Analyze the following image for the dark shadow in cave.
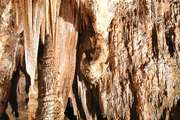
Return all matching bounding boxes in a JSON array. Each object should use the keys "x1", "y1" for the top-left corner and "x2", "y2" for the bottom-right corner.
[
  {"x1": 127, "y1": 67, "x2": 139, "y2": 120},
  {"x1": 0, "y1": 112, "x2": 9, "y2": 120},
  {"x1": 72, "y1": 72, "x2": 87, "y2": 119},
  {"x1": 8, "y1": 64, "x2": 31, "y2": 119},
  {"x1": 9, "y1": 68, "x2": 19, "y2": 118},
  {"x1": 170, "y1": 99, "x2": 180, "y2": 120},
  {"x1": 8, "y1": 44, "x2": 31, "y2": 119},
  {"x1": 152, "y1": 23, "x2": 159, "y2": 60},
  {"x1": 20, "y1": 64, "x2": 31, "y2": 107},
  {"x1": 84, "y1": 79, "x2": 107, "y2": 120},
  {"x1": 165, "y1": 27, "x2": 176, "y2": 57},
  {"x1": 64, "y1": 98, "x2": 77, "y2": 120}
]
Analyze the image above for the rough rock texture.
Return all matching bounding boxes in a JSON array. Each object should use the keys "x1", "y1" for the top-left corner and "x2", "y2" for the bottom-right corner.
[
  {"x1": 0, "y1": 0, "x2": 18, "y2": 118},
  {"x1": 73, "y1": 0, "x2": 180, "y2": 120},
  {"x1": 0, "y1": 0, "x2": 179, "y2": 120}
]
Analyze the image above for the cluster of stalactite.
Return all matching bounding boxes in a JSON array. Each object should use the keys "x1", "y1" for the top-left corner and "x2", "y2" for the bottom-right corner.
[
  {"x1": 73, "y1": 0, "x2": 180, "y2": 120},
  {"x1": 0, "y1": 0, "x2": 179, "y2": 120}
]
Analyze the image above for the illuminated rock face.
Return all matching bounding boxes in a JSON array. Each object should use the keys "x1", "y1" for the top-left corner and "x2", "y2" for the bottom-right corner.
[
  {"x1": 75, "y1": 0, "x2": 180, "y2": 120},
  {"x1": 103, "y1": 1, "x2": 180, "y2": 119},
  {"x1": 0, "y1": 0, "x2": 180, "y2": 120}
]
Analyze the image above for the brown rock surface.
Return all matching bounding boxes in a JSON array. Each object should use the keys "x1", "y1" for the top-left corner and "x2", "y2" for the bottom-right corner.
[{"x1": 0, "y1": 0, "x2": 179, "y2": 120}]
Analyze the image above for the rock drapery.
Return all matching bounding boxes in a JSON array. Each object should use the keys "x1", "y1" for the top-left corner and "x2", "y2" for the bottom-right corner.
[{"x1": 0, "y1": 0, "x2": 179, "y2": 120}]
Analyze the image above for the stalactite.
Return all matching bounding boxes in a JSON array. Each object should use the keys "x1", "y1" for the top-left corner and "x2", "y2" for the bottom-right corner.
[{"x1": 0, "y1": 0, "x2": 179, "y2": 119}]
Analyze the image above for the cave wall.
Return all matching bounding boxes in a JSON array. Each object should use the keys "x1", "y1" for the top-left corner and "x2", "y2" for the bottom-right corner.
[
  {"x1": 0, "y1": 0, "x2": 179, "y2": 120},
  {"x1": 74, "y1": 0, "x2": 180, "y2": 120}
]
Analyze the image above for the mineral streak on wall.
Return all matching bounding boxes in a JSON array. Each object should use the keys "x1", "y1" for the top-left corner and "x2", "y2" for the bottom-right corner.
[
  {"x1": 0, "y1": 0, "x2": 179, "y2": 120},
  {"x1": 75, "y1": 0, "x2": 180, "y2": 120}
]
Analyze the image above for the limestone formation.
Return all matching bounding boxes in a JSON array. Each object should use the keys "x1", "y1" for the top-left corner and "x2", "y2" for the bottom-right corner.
[{"x1": 0, "y1": 0, "x2": 179, "y2": 120}]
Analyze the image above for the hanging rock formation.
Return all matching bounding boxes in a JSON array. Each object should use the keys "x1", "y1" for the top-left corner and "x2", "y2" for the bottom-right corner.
[{"x1": 0, "y1": 0, "x2": 179, "y2": 120}]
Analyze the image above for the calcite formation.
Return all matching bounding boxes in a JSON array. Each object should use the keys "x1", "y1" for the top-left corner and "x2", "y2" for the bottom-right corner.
[
  {"x1": 0, "y1": 0, "x2": 179, "y2": 120},
  {"x1": 75, "y1": 0, "x2": 180, "y2": 120}
]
